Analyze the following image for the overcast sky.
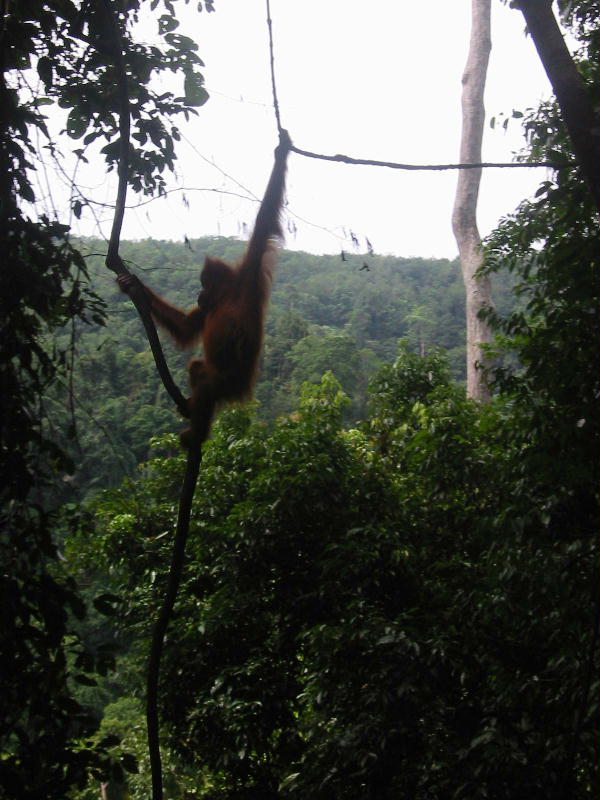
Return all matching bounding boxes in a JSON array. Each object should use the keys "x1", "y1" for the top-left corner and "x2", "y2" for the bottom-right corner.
[{"x1": 48, "y1": 0, "x2": 556, "y2": 259}]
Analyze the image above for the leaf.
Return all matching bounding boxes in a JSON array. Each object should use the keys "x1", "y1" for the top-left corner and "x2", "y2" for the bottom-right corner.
[
  {"x1": 83, "y1": 131, "x2": 100, "y2": 146},
  {"x1": 37, "y1": 56, "x2": 53, "y2": 88},
  {"x1": 172, "y1": 34, "x2": 198, "y2": 52},
  {"x1": 66, "y1": 108, "x2": 88, "y2": 139},
  {"x1": 67, "y1": 592, "x2": 86, "y2": 619},
  {"x1": 93, "y1": 593, "x2": 120, "y2": 616},
  {"x1": 73, "y1": 673, "x2": 97, "y2": 687},
  {"x1": 121, "y1": 753, "x2": 138, "y2": 773},
  {"x1": 184, "y1": 72, "x2": 209, "y2": 107},
  {"x1": 99, "y1": 734, "x2": 121, "y2": 748},
  {"x1": 158, "y1": 14, "x2": 179, "y2": 34},
  {"x1": 279, "y1": 773, "x2": 300, "y2": 790}
]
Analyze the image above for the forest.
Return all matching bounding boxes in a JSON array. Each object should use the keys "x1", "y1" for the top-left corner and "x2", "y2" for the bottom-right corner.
[
  {"x1": 48, "y1": 238, "x2": 518, "y2": 497},
  {"x1": 1, "y1": 2, "x2": 598, "y2": 800}
]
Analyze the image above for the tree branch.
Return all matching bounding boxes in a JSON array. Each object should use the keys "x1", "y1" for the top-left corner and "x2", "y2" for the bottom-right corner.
[
  {"x1": 265, "y1": 0, "x2": 282, "y2": 133},
  {"x1": 291, "y1": 144, "x2": 571, "y2": 171},
  {"x1": 147, "y1": 446, "x2": 201, "y2": 800},
  {"x1": 515, "y1": 0, "x2": 599, "y2": 207},
  {"x1": 99, "y1": 0, "x2": 187, "y2": 416},
  {"x1": 96, "y1": 10, "x2": 203, "y2": 800}
]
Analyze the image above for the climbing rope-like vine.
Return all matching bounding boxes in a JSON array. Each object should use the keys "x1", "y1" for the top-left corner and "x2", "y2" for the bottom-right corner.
[{"x1": 99, "y1": 3, "x2": 200, "y2": 798}]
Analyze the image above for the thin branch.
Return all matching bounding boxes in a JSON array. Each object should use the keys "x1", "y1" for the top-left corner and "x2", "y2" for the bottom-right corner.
[
  {"x1": 123, "y1": 186, "x2": 255, "y2": 210},
  {"x1": 130, "y1": 308, "x2": 189, "y2": 411},
  {"x1": 52, "y1": 374, "x2": 135, "y2": 474},
  {"x1": 100, "y1": 0, "x2": 187, "y2": 415},
  {"x1": 147, "y1": 445, "x2": 201, "y2": 800},
  {"x1": 51, "y1": 147, "x2": 108, "y2": 235},
  {"x1": 103, "y1": 9, "x2": 130, "y2": 268},
  {"x1": 265, "y1": 0, "x2": 282, "y2": 133},
  {"x1": 95, "y1": 12, "x2": 206, "y2": 800},
  {"x1": 291, "y1": 144, "x2": 572, "y2": 171},
  {"x1": 180, "y1": 131, "x2": 260, "y2": 201}
]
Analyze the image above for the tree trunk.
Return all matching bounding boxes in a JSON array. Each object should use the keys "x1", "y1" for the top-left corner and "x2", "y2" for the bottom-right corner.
[
  {"x1": 452, "y1": 0, "x2": 493, "y2": 403},
  {"x1": 515, "y1": 0, "x2": 599, "y2": 208}
]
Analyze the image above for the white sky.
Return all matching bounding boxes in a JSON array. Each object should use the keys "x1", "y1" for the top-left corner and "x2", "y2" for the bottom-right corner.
[{"x1": 46, "y1": 0, "x2": 555, "y2": 259}]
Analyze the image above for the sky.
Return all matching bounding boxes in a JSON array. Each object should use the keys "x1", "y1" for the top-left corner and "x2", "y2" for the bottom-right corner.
[{"x1": 43, "y1": 0, "x2": 555, "y2": 259}]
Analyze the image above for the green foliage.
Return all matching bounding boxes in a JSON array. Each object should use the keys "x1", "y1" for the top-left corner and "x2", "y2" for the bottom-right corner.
[
  {"x1": 481, "y1": 33, "x2": 599, "y2": 540},
  {"x1": 4, "y1": 4, "x2": 597, "y2": 799},
  {"x1": 367, "y1": 340, "x2": 451, "y2": 423},
  {"x1": 74, "y1": 696, "x2": 206, "y2": 800},
  {"x1": 0, "y1": 1, "x2": 210, "y2": 797},
  {"x1": 75, "y1": 14, "x2": 598, "y2": 791},
  {"x1": 90, "y1": 377, "x2": 405, "y2": 797},
  {"x1": 4, "y1": 0, "x2": 207, "y2": 201},
  {"x1": 37, "y1": 237, "x2": 485, "y2": 499},
  {"x1": 0, "y1": 217, "x2": 117, "y2": 798},
  {"x1": 85, "y1": 327, "x2": 596, "y2": 797}
]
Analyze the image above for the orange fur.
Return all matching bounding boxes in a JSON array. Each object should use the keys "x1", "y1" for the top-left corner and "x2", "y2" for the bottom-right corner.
[{"x1": 118, "y1": 131, "x2": 291, "y2": 448}]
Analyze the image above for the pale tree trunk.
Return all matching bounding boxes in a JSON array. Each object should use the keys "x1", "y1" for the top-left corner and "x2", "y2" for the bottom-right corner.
[{"x1": 452, "y1": 0, "x2": 493, "y2": 402}]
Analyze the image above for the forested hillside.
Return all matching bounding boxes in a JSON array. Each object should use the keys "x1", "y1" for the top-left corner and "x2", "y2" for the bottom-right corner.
[{"x1": 52, "y1": 238, "x2": 512, "y2": 498}]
